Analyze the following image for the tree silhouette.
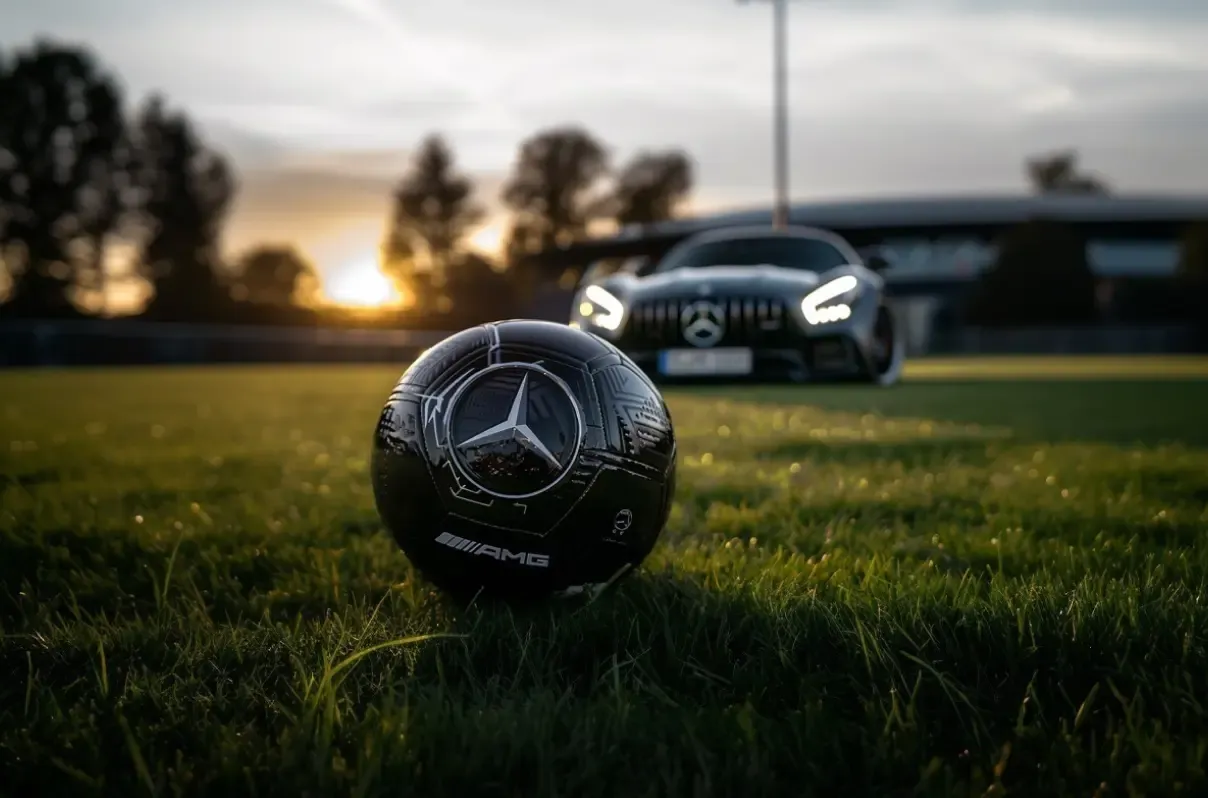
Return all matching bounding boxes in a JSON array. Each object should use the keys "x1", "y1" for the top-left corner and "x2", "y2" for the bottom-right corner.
[
  {"x1": 0, "y1": 40, "x2": 129, "y2": 318},
  {"x1": 1177, "y1": 221, "x2": 1208, "y2": 349},
  {"x1": 379, "y1": 229, "x2": 418, "y2": 303},
  {"x1": 0, "y1": 47, "x2": 9, "y2": 249},
  {"x1": 384, "y1": 134, "x2": 483, "y2": 278},
  {"x1": 1026, "y1": 151, "x2": 1109, "y2": 195},
  {"x1": 965, "y1": 220, "x2": 1098, "y2": 327},
  {"x1": 608, "y1": 150, "x2": 694, "y2": 228},
  {"x1": 134, "y1": 95, "x2": 236, "y2": 322},
  {"x1": 78, "y1": 121, "x2": 139, "y2": 315},
  {"x1": 1177, "y1": 222, "x2": 1208, "y2": 283},
  {"x1": 444, "y1": 252, "x2": 519, "y2": 325},
  {"x1": 502, "y1": 219, "x2": 543, "y2": 270},
  {"x1": 231, "y1": 244, "x2": 317, "y2": 306},
  {"x1": 501, "y1": 126, "x2": 610, "y2": 260}
]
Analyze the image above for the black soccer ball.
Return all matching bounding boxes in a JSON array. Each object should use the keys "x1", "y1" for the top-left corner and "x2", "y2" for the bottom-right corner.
[{"x1": 371, "y1": 319, "x2": 677, "y2": 600}]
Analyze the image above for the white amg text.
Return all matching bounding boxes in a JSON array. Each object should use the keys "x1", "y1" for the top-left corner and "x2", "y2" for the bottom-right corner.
[{"x1": 434, "y1": 532, "x2": 550, "y2": 567}]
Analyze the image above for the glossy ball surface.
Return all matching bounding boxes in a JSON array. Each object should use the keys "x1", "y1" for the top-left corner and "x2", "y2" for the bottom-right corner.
[{"x1": 371, "y1": 319, "x2": 677, "y2": 600}]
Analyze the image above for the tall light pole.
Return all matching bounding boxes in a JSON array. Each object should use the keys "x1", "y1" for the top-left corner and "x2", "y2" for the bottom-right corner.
[{"x1": 740, "y1": 0, "x2": 791, "y2": 230}]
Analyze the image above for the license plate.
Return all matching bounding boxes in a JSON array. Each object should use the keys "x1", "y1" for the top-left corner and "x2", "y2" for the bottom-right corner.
[{"x1": 658, "y1": 347, "x2": 754, "y2": 376}]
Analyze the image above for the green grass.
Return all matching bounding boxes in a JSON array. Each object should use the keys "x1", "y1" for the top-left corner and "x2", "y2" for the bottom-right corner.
[{"x1": 2, "y1": 358, "x2": 1208, "y2": 797}]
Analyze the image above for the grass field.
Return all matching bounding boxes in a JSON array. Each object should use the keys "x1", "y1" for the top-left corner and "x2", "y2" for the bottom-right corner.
[{"x1": 2, "y1": 357, "x2": 1208, "y2": 797}]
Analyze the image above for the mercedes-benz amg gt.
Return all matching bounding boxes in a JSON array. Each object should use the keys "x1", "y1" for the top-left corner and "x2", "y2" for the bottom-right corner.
[{"x1": 569, "y1": 225, "x2": 906, "y2": 385}]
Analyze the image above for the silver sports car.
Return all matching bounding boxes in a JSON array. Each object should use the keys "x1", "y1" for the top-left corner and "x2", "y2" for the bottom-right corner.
[{"x1": 569, "y1": 225, "x2": 906, "y2": 386}]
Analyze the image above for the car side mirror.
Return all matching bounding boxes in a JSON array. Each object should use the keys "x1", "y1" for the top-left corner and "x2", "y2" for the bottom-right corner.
[
  {"x1": 634, "y1": 259, "x2": 657, "y2": 277},
  {"x1": 866, "y1": 254, "x2": 890, "y2": 273}
]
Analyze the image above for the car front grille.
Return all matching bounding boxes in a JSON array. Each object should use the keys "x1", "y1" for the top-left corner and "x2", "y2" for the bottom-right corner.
[{"x1": 620, "y1": 296, "x2": 797, "y2": 348}]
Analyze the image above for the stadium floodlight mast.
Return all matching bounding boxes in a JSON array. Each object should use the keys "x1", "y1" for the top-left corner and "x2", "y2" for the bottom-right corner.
[{"x1": 738, "y1": 0, "x2": 793, "y2": 230}]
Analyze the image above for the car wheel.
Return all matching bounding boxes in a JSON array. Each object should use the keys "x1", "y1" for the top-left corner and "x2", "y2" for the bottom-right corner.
[{"x1": 867, "y1": 304, "x2": 905, "y2": 386}]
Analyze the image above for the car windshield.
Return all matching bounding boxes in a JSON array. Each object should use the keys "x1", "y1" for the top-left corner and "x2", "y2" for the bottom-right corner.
[
  {"x1": 580, "y1": 258, "x2": 631, "y2": 282},
  {"x1": 654, "y1": 236, "x2": 852, "y2": 273}
]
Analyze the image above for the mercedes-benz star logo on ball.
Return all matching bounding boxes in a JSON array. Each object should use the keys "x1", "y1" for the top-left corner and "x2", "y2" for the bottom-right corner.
[
  {"x1": 446, "y1": 362, "x2": 584, "y2": 500},
  {"x1": 458, "y1": 374, "x2": 559, "y2": 466},
  {"x1": 682, "y1": 301, "x2": 725, "y2": 348}
]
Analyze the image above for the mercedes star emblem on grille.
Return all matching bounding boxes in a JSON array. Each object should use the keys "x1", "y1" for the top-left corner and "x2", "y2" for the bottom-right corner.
[{"x1": 681, "y1": 301, "x2": 725, "y2": 348}]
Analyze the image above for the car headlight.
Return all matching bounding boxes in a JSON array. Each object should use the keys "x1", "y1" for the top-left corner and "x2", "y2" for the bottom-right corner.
[
  {"x1": 574, "y1": 285, "x2": 626, "y2": 332},
  {"x1": 801, "y1": 275, "x2": 860, "y2": 325}
]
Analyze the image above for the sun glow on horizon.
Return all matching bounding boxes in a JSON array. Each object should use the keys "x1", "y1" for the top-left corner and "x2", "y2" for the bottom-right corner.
[
  {"x1": 468, "y1": 223, "x2": 504, "y2": 257},
  {"x1": 323, "y1": 257, "x2": 399, "y2": 308}
]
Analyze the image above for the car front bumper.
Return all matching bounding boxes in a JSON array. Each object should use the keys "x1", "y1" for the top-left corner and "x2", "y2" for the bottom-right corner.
[{"x1": 620, "y1": 332, "x2": 880, "y2": 384}]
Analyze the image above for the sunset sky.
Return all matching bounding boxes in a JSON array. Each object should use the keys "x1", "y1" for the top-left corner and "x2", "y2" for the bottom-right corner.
[{"x1": 3, "y1": 0, "x2": 1207, "y2": 306}]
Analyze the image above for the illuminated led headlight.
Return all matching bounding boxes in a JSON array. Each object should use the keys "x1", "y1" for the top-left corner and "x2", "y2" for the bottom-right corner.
[
  {"x1": 575, "y1": 284, "x2": 626, "y2": 332},
  {"x1": 801, "y1": 275, "x2": 860, "y2": 326}
]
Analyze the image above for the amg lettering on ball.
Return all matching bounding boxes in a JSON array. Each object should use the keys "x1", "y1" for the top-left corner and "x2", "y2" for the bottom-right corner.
[{"x1": 434, "y1": 532, "x2": 550, "y2": 568}]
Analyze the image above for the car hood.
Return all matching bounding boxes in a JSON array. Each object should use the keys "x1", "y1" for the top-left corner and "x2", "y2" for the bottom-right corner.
[{"x1": 610, "y1": 265, "x2": 822, "y2": 302}]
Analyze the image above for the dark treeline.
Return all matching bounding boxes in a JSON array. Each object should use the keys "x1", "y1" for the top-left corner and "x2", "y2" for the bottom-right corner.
[
  {"x1": 2, "y1": 39, "x2": 1205, "y2": 334},
  {"x1": 965, "y1": 151, "x2": 1108, "y2": 327},
  {"x1": 966, "y1": 150, "x2": 1208, "y2": 331},
  {"x1": 0, "y1": 39, "x2": 694, "y2": 329}
]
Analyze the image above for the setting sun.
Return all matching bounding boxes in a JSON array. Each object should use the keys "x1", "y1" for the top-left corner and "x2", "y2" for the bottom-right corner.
[
  {"x1": 323, "y1": 257, "x2": 399, "y2": 307},
  {"x1": 468, "y1": 223, "x2": 504, "y2": 256}
]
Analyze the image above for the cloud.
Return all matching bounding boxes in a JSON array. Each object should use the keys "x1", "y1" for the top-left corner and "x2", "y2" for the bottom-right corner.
[
  {"x1": 313, "y1": 0, "x2": 402, "y2": 32},
  {"x1": 946, "y1": 0, "x2": 1208, "y2": 23},
  {"x1": 197, "y1": 120, "x2": 292, "y2": 169}
]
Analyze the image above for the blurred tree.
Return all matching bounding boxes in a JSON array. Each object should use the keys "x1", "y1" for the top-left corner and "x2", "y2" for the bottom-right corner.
[
  {"x1": 608, "y1": 150, "x2": 694, "y2": 228},
  {"x1": 502, "y1": 219, "x2": 541, "y2": 268},
  {"x1": 965, "y1": 220, "x2": 1098, "y2": 327},
  {"x1": 501, "y1": 126, "x2": 609, "y2": 300},
  {"x1": 231, "y1": 244, "x2": 317, "y2": 306},
  {"x1": 1177, "y1": 222, "x2": 1208, "y2": 282},
  {"x1": 133, "y1": 95, "x2": 236, "y2": 322},
  {"x1": 1026, "y1": 151, "x2": 1110, "y2": 195},
  {"x1": 379, "y1": 231, "x2": 419, "y2": 304},
  {"x1": 0, "y1": 48, "x2": 11, "y2": 253},
  {"x1": 444, "y1": 252, "x2": 519, "y2": 325},
  {"x1": 78, "y1": 124, "x2": 139, "y2": 315},
  {"x1": 501, "y1": 218, "x2": 543, "y2": 280},
  {"x1": 380, "y1": 233, "x2": 443, "y2": 320},
  {"x1": 406, "y1": 269, "x2": 443, "y2": 320},
  {"x1": 501, "y1": 126, "x2": 610, "y2": 258},
  {"x1": 384, "y1": 134, "x2": 483, "y2": 279},
  {"x1": 0, "y1": 40, "x2": 130, "y2": 318},
  {"x1": 1176, "y1": 221, "x2": 1208, "y2": 350}
]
